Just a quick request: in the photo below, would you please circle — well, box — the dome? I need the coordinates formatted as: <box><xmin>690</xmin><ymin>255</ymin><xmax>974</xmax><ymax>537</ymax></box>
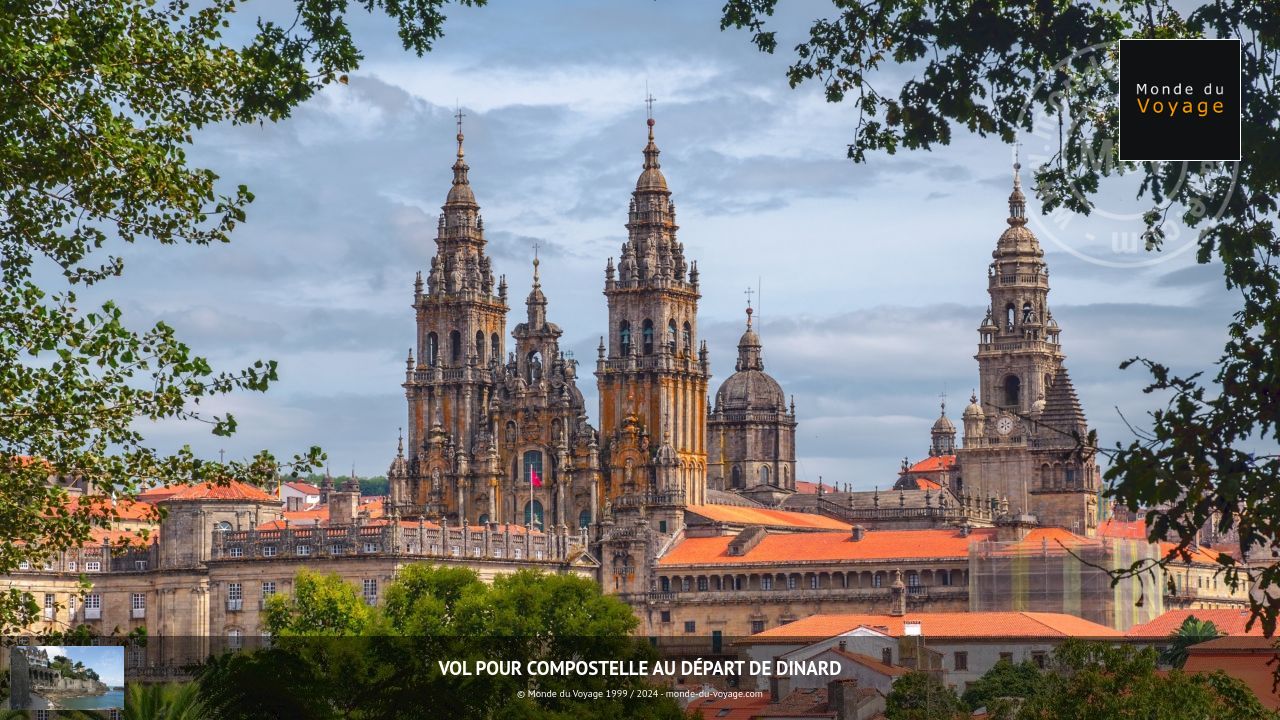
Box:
<box><xmin>963</xmin><ymin>393</ymin><xmax>984</xmax><ymax>419</ymax></box>
<box><xmin>996</xmin><ymin>224</ymin><xmax>1042</xmax><ymax>256</ymax></box>
<box><xmin>635</xmin><ymin>119</ymin><xmax>668</xmax><ymax>192</ymax></box>
<box><xmin>446</xmin><ymin>179</ymin><xmax>476</xmax><ymax>206</ymax></box>
<box><xmin>932</xmin><ymin>413</ymin><xmax>955</xmax><ymax>432</ymax></box>
<box><xmin>715</xmin><ymin>369</ymin><xmax>786</xmax><ymax>412</ymax></box>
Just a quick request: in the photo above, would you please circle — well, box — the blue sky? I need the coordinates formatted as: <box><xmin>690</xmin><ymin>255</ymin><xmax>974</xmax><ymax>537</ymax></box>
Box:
<box><xmin>38</xmin><ymin>646</ymin><xmax>124</xmax><ymax>687</ymax></box>
<box><xmin>99</xmin><ymin>0</ymin><xmax>1233</xmax><ymax>487</ymax></box>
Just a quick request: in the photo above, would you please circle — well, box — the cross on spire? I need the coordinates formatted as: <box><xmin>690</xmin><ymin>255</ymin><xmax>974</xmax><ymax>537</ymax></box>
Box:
<box><xmin>939</xmin><ymin>390</ymin><xmax>947</xmax><ymax>415</ymax></box>
<box><xmin>454</xmin><ymin>104</ymin><xmax>466</xmax><ymax>157</ymax></box>
<box><xmin>645</xmin><ymin>89</ymin><xmax>656</xmax><ymax>120</ymax></box>
<box><xmin>744</xmin><ymin>286</ymin><xmax>755</xmax><ymax>308</ymax></box>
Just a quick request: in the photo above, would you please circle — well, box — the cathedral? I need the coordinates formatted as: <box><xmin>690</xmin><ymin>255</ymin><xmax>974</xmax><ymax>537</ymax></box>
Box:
<box><xmin>384</xmin><ymin>112</ymin><xmax>1100</xmax><ymax>542</ymax></box>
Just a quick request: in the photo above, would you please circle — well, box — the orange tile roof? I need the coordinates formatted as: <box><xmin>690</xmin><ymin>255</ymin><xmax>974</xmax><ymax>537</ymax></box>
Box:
<box><xmin>685</xmin><ymin>505</ymin><xmax>852</xmax><ymax>530</ymax></box>
<box><xmin>65</xmin><ymin>496</ymin><xmax>157</xmax><ymax>522</ymax></box>
<box><xmin>1158</xmin><ymin>541</ymin><xmax>1225</xmax><ymax>565</ymax></box>
<box><xmin>749</xmin><ymin>612</ymin><xmax>1122</xmax><ymax>642</ymax></box>
<box><xmin>87</xmin><ymin>527</ymin><xmax>155</xmax><ymax>548</ymax></box>
<box><xmin>282</xmin><ymin>481</ymin><xmax>322</xmax><ymax>495</ymax></box>
<box><xmin>659</xmin><ymin>527</ymin><xmax>997</xmax><ymax>566</ymax></box>
<box><xmin>909</xmin><ymin>477</ymin><xmax>942</xmax><ymax>491</ymax></box>
<box><xmin>160</xmin><ymin>481</ymin><xmax>276</xmax><ymax>502</ymax></box>
<box><xmin>1098</xmin><ymin>517</ymin><xmax>1149</xmax><ymax>540</ymax></box>
<box><xmin>1184</xmin><ymin>638</ymin><xmax>1280</xmax><ymax>709</ymax></box>
<box><xmin>794</xmin><ymin>481</ymin><xmax>821</xmax><ymax>494</ymax></box>
<box><xmin>908</xmin><ymin>455</ymin><xmax>955</xmax><ymax>474</ymax></box>
<box><xmin>137</xmin><ymin>485</ymin><xmax>184</xmax><ymax>502</ymax></box>
<box><xmin>1126</xmin><ymin>608</ymin><xmax>1263</xmax><ymax>638</ymax></box>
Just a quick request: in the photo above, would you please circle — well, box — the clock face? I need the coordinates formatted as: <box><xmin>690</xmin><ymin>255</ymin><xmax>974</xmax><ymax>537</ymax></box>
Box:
<box><xmin>996</xmin><ymin>416</ymin><xmax>1016</xmax><ymax>436</ymax></box>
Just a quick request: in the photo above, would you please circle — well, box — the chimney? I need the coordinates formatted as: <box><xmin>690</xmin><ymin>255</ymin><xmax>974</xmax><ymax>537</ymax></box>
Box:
<box><xmin>828</xmin><ymin>678</ymin><xmax>868</xmax><ymax>720</ymax></box>
<box><xmin>328</xmin><ymin>488</ymin><xmax>358</xmax><ymax>526</ymax></box>
<box><xmin>838</xmin><ymin>640</ymin><xmax>847</xmax><ymax>652</ymax></box>
<box><xmin>851</xmin><ymin>525</ymin><xmax>866</xmax><ymax>542</ymax></box>
<box><xmin>768</xmin><ymin>674</ymin><xmax>791</xmax><ymax>704</ymax></box>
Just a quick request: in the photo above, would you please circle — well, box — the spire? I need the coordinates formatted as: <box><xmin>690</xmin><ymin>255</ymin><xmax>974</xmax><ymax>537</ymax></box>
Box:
<box><xmin>1008</xmin><ymin>143</ymin><xmax>1026</xmax><ymax>226</ymax></box>
<box><xmin>735</xmin><ymin>302</ymin><xmax>764</xmax><ymax>372</ymax></box>
<box><xmin>526</xmin><ymin>246</ymin><xmax>547</xmax><ymax>326</ymax></box>
<box><xmin>446</xmin><ymin>106</ymin><xmax>476</xmax><ymax>206</ymax></box>
<box><xmin>636</xmin><ymin>105</ymin><xmax>668</xmax><ymax>191</ymax></box>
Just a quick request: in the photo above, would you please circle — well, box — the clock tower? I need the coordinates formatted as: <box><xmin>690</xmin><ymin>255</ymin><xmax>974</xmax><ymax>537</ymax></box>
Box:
<box><xmin>956</xmin><ymin>157</ymin><xmax>1101</xmax><ymax>535</ymax></box>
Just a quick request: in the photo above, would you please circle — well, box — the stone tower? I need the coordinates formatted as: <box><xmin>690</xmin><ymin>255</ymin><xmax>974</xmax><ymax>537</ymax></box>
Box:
<box><xmin>957</xmin><ymin>158</ymin><xmax>1100</xmax><ymax>535</ymax></box>
<box><xmin>596</xmin><ymin>115</ymin><xmax>711</xmax><ymax>511</ymax></box>
<box><xmin>929</xmin><ymin>400</ymin><xmax>956</xmax><ymax>457</ymax></box>
<box><xmin>392</xmin><ymin>120</ymin><xmax>509</xmax><ymax>522</ymax></box>
<box><xmin>707</xmin><ymin>305</ymin><xmax>797</xmax><ymax>491</ymax></box>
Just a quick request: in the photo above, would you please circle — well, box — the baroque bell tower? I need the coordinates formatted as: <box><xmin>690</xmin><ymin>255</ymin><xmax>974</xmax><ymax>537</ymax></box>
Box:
<box><xmin>391</xmin><ymin>114</ymin><xmax>509</xmax><ymax>522</ymax></box>
<box><xmin>958</xmin><ymin>155</ymin><xmax>1100</xmax><ymax>535</ymax></box>
<box><xmin>596</xmin><ymin>111</ymin><xmax>710</xmax><ymax>511</ymax></box>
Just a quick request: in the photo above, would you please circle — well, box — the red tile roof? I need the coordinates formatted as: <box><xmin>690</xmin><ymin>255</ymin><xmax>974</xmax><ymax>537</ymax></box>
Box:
<box><xmin>161</xmin><ymin>481</ymin><xmax>276</xmax><ymax>502</ymax></box>
<box><xmin>1184</xmin><ymin>637</ymin><xmax>1280</xmax><ymax>709</ymax></box>
<box><xmin>908</xmin><ymin>455</ymin><xmax>955</xmax><ymax>474</ymax></box>
<box><xmin>749</xmin><ymin>612</ymin><xmax>1122</xmax><ymax>642</ymax></box>
<box><xmin>1098</xmin><ymin>517</ymin><xmax>1149</xmax><ymax>540</ymax></box>
<box><xmin>685</xmin><ymin>505</ymin><xmax>852</xmax><ymax>531</ymax></box>
<box><xmin>282</xmin><ymin>481</ymin><xmax>322</xmax><ymax>495</ymax></box>
<box><xmin>794</xmin><ymin>481</ymin><xmax>821</xmax><ymax>495</ymax></box>
<box><xmin>689</xmin><ymin>692</ymin><xmax>771</xmax><ymax>720</ymax></box>
<box><xmin>1126</xmin><ymin>608</ymin><xmax>1263</xmax><ymax>638</ymax></box>
<box><xmin>828</xmin><ymin>648</ymin><xmax>907</xmax><ymax>677</ymax></box>
<box><xmin>64</xmin><ymin>496</ymin><xmax>157</xmax><ymax>522</ymax></box>
<box><xmin>659</xmin><ymin>527</ymin><xmax>997</xmax><ymax>567</ymax></box>
<box><xmin>909</xmin><ymin>477</ymin><xmax>942</xmax><ymax>491</ymax></box>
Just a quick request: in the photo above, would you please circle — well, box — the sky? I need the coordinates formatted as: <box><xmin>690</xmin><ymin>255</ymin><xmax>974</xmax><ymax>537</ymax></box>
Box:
<box><xmin>38</xmin><ymin>646</ymin><xmax>124</xmax><ymax>687</ymax></box>
<box><xmin>95</xmin><ymin>0</ymin><xmax>1235</xmax><ymax>487</ymax></box>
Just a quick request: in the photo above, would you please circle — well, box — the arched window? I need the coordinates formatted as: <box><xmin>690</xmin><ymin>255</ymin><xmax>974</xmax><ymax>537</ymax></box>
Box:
<box><xmin>1022</xmin><ymin>302</ymin><xmax>1034</xmax><ymax>323</ymax></box>
<box><xmin>731</xmin><ymin>466</ymin><xmax>742</xmax><ymax>489</ymax></box>
<box><xmin>759</xmin><ymin>465</ymin><xmax>770</xmax><ymax>485</ymax></box>
<box><xmin>477</xmin><ymin>513</ymin><xmax>489</xmax><ymax>525</ymax></box>
<box><xmin>1006</xmin><ymin>304</ymin><xmax>1016</xmax><ymax>330</ymax></box>
<box><xmin>578</xmin><ymin>510</ymin><xmax>591</xmax><ymax>528</ymax></box>
<box><xmin>667</xmin><ymin>319</ymin><xmax>677</xmax><ymax>351</ymax></box>
<box><xmin>475</xmin><ymin>331</ymin><xmax>485</xmax><ymax>363</ymax></box>
<box><xmin>1004</xmin><ymin>375</ymin><xmax>1021</xmax><ymax>407</ymax></box>
<box><xmin>522</xmin><ymin>500</ymin><xmax>544</xmax><ymax>530</ymax></box>
<box><xmin>449</xmin><ymin>330</ymin><xmax>462</xmax><ymax>364</ymax></box>
<box><xmin>491</xmin><ymin>333</ymin><xmax>500</xmax><ymax>361</ymax></box>
<box><xmin>1065</xmin><ymin>466</ymin><xmax>1077</xmax><ymax>486</ymax></box>
<box><xmin>642</xmin><ymin>320</ymin><xmax>654</xmax><ymax>354</ymax></box>
<box><xmin>873</xmin><ymin>572</ymin><xmax>884</xmax><ymax>588</ymax></box>
<box><xmin>214</xmin><ymin>521</ymin><xmax>233</xmax><ymax>532</ymax></box>
<box><xmin>682</xmin><ymin>322</ymin><xmax>692</xmax><ymax>351</ymax></box>
<box><xmin>522</xmin><ymin>450</ymin><xmax>544</xmax><ymax>490</ymax></box>
<box><xmin>782</xmin><ymin>466</ymin><xmax>789</xmax><ymax>487</ymax></box>
<box><xmin>427</xmin><ymin>333</ymin><xmax>439</xmax><ymax>366</ymax></box>
<box><xmin>619</xmin><ymin>321</ymin><xmax>631</xmax><ymax>355</ymax></box>
<box><xmin>660</xmin><ymin>577</ymin><xmax>671</xmax><ymax>592</ymax></box>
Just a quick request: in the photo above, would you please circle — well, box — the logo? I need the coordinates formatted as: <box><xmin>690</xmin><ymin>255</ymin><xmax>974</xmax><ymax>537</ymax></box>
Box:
<box><xmin>1016</xmin><ymin>41</ymin><xmax>1240</xmax><ymax>268</ymax></box>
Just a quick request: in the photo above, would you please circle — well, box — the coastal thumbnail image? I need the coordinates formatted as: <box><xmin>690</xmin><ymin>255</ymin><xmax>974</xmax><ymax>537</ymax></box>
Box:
<box><xmin>3</xmin><ymin>645</ymin><xmax>123</xmax><ymax>717</ymax></box>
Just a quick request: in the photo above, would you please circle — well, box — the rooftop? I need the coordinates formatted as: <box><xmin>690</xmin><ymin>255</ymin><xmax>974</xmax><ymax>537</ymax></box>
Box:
<box><xmin>659</xmin><ymin>527</ymin><xmax>995</xmax><ymax>567</ymax></box>
<box><xmin>685</xmin><ymin>505</ymin><xmax>852</xmax><ymax>531</ymax></box>
<box><xmin>1126</xmin><ymin>608</ymin><xmax>1264</xmax><ymax>638</ymax></box>
<box><xmin>748</xmin><ymin>611</ymin><xmax>1123</xmax><ymax>642</ymax></box>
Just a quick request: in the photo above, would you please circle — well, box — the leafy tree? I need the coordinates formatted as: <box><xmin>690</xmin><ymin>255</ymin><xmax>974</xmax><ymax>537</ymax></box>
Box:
<box><xmin>263</xmin><ymin>569</ymin><xmax>374</xmax><ymax>636</ymax></box>
<box><xmin>721</xmin><ymin>0</ymin><xmax>1280</xmax><ymax>632</ymax></box>
<box><xmin>0</xmin><ymin>0</ymin><xmax>485</xmax><ymax>631</ymax></box>
<box><xmin>961</xmin><ymin>659</ymin><xmax>1047</xmax><ymax>712</ymax></box>
<box><xmin>1015</xmin><ymin>640</ymin><xmax>1277</xmax><ymax>720</ymax></box>
<box><xmin>201</xmin><ymin>565</ymin><xmax>687</xmax><ymax>720</ymax></box>
<box><xmin>885</xmin><ymin>670</ymin><xmax>966</xmax><ymax>720</ymax></box>
<box><xmin>1159</xmin><ymin>615</ymin><xmax>1223</xmax><ymax>668</ymax></box>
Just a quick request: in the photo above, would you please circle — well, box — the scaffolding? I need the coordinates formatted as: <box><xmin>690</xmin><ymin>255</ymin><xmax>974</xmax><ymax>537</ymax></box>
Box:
<box><xmin>969</xmin><ymin>533</ymin><xmax>1164</xmax><ymax>631</ymax></box>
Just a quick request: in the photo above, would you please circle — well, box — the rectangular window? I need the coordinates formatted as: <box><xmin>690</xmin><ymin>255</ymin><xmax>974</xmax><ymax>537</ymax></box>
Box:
<box><xmin>227</xmin><ymin>582</ymin><xmax>243</xmax><ymax>612</ymax></box>
<box><xmin>750</xmin><ymin>620</ymin><xmax>765</xmax><ymax>634</ymax></box>
<box><xmin>229</xmin><ymin>547</ymin><xmax>243</xmax><ymax>558</ymax></box>
<box><xmin>296</xmin><ymin>545</ymin><xmax>311</xmax><ymax>556</ymax></box>
<box><xmin>18</xmin><ymin>561</ymin><xmax>29</xmax><ymax>570</ymax></box>
<box><xmin>472</xmin><ymin>546</ymin><xmax>482</xmax><ymax>557</ymax></box>
<box><xmin>363</xmin><ymin>542</ymin><xmax>379</xmax><ymax>553</ymax></box>
<box><xmin>809</xmin><ymin>575</ymin><xmax>819</xmax><ymax>589</ymax></box>
<box><xmin>660</xmin><ymin>611</ymin><xmax>671</xmax><ymax>623</ymax></box>
<box><xmin>134</xmin><ymin>560</ymin><xmax>148</xmax><ymax>571</ymax></box>
<box><xmin>697</xmin><ymin>577</ymin><xmax>708</xmax><ymax>591</ymax></box>
<box><xmin>451</xmin><ymin>546</ymin><xmax>460</xmax><ymax>557</ymax></box>
<box><xmin>131</xmin><ymin>592</ymin><xmax>146</xmax><ymax>618</ymax></box>
<box><xmin>999</xmin><ymin>652</ymin><xmax>1013</xmax><ymax>663</ymax></box>
<box><xmin>684</xmin><ymin>621</ymin><xmax>696</xmax><ymax>633</ymax></box>
<box><xmin>882</xmin><ymin>648</ymin><xmax>893</xmax><ymax>665</ymax></box>
<box><xmin>263</xmin><ymin>545</ymin><xmax>277</xmax><ymax>557</ymax></box>
<box><xmin>761</xmin><ymin>576</ymin><xmax>773</xmax><ymax>590</ymax></box>
<box><xmin>787</xmin><ymin>576</ymin><xmax>797</xmax><ymax>590</ymax></box>
<box><xmin>494</xmin><ymin>548</ymin><xmax>504</xmax><ymax>558</ymax></box>
<box><xmin>43</xmin><ymin>593</ymin><xmax>55</xmax><ymax>620</ymax></box>
<box><xmin>261</xmin><ymin>581</ymin><xmax>276</xmax><ymax>598</ymax></box>
<box><xmin>362</xmin><ymin>579</ymin><xmax>377</xmax><ymax>606</ymax></box>
<box><xmin>329</xmin><ymin>544</ymin><xmax>343</xmax><ymax>555</ymax></box>
<box><xmin>1032</xmin><ymin>652</ymin><xmax>1046</xmax><ymax>669</ymax></box>
<box><xmin>513</xmin><ymin>548</ymin><xmax>522</xmax><ymax>560</ymax></box>
<box><xmin>954</xmin><ymin>652</ymin><xmax>968</xmax><ymax>671</ymax></box>
<box><xmin>67</xmin><ymin>561</ymin><xmax>77</xmax><ymax>572</ymax></box>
